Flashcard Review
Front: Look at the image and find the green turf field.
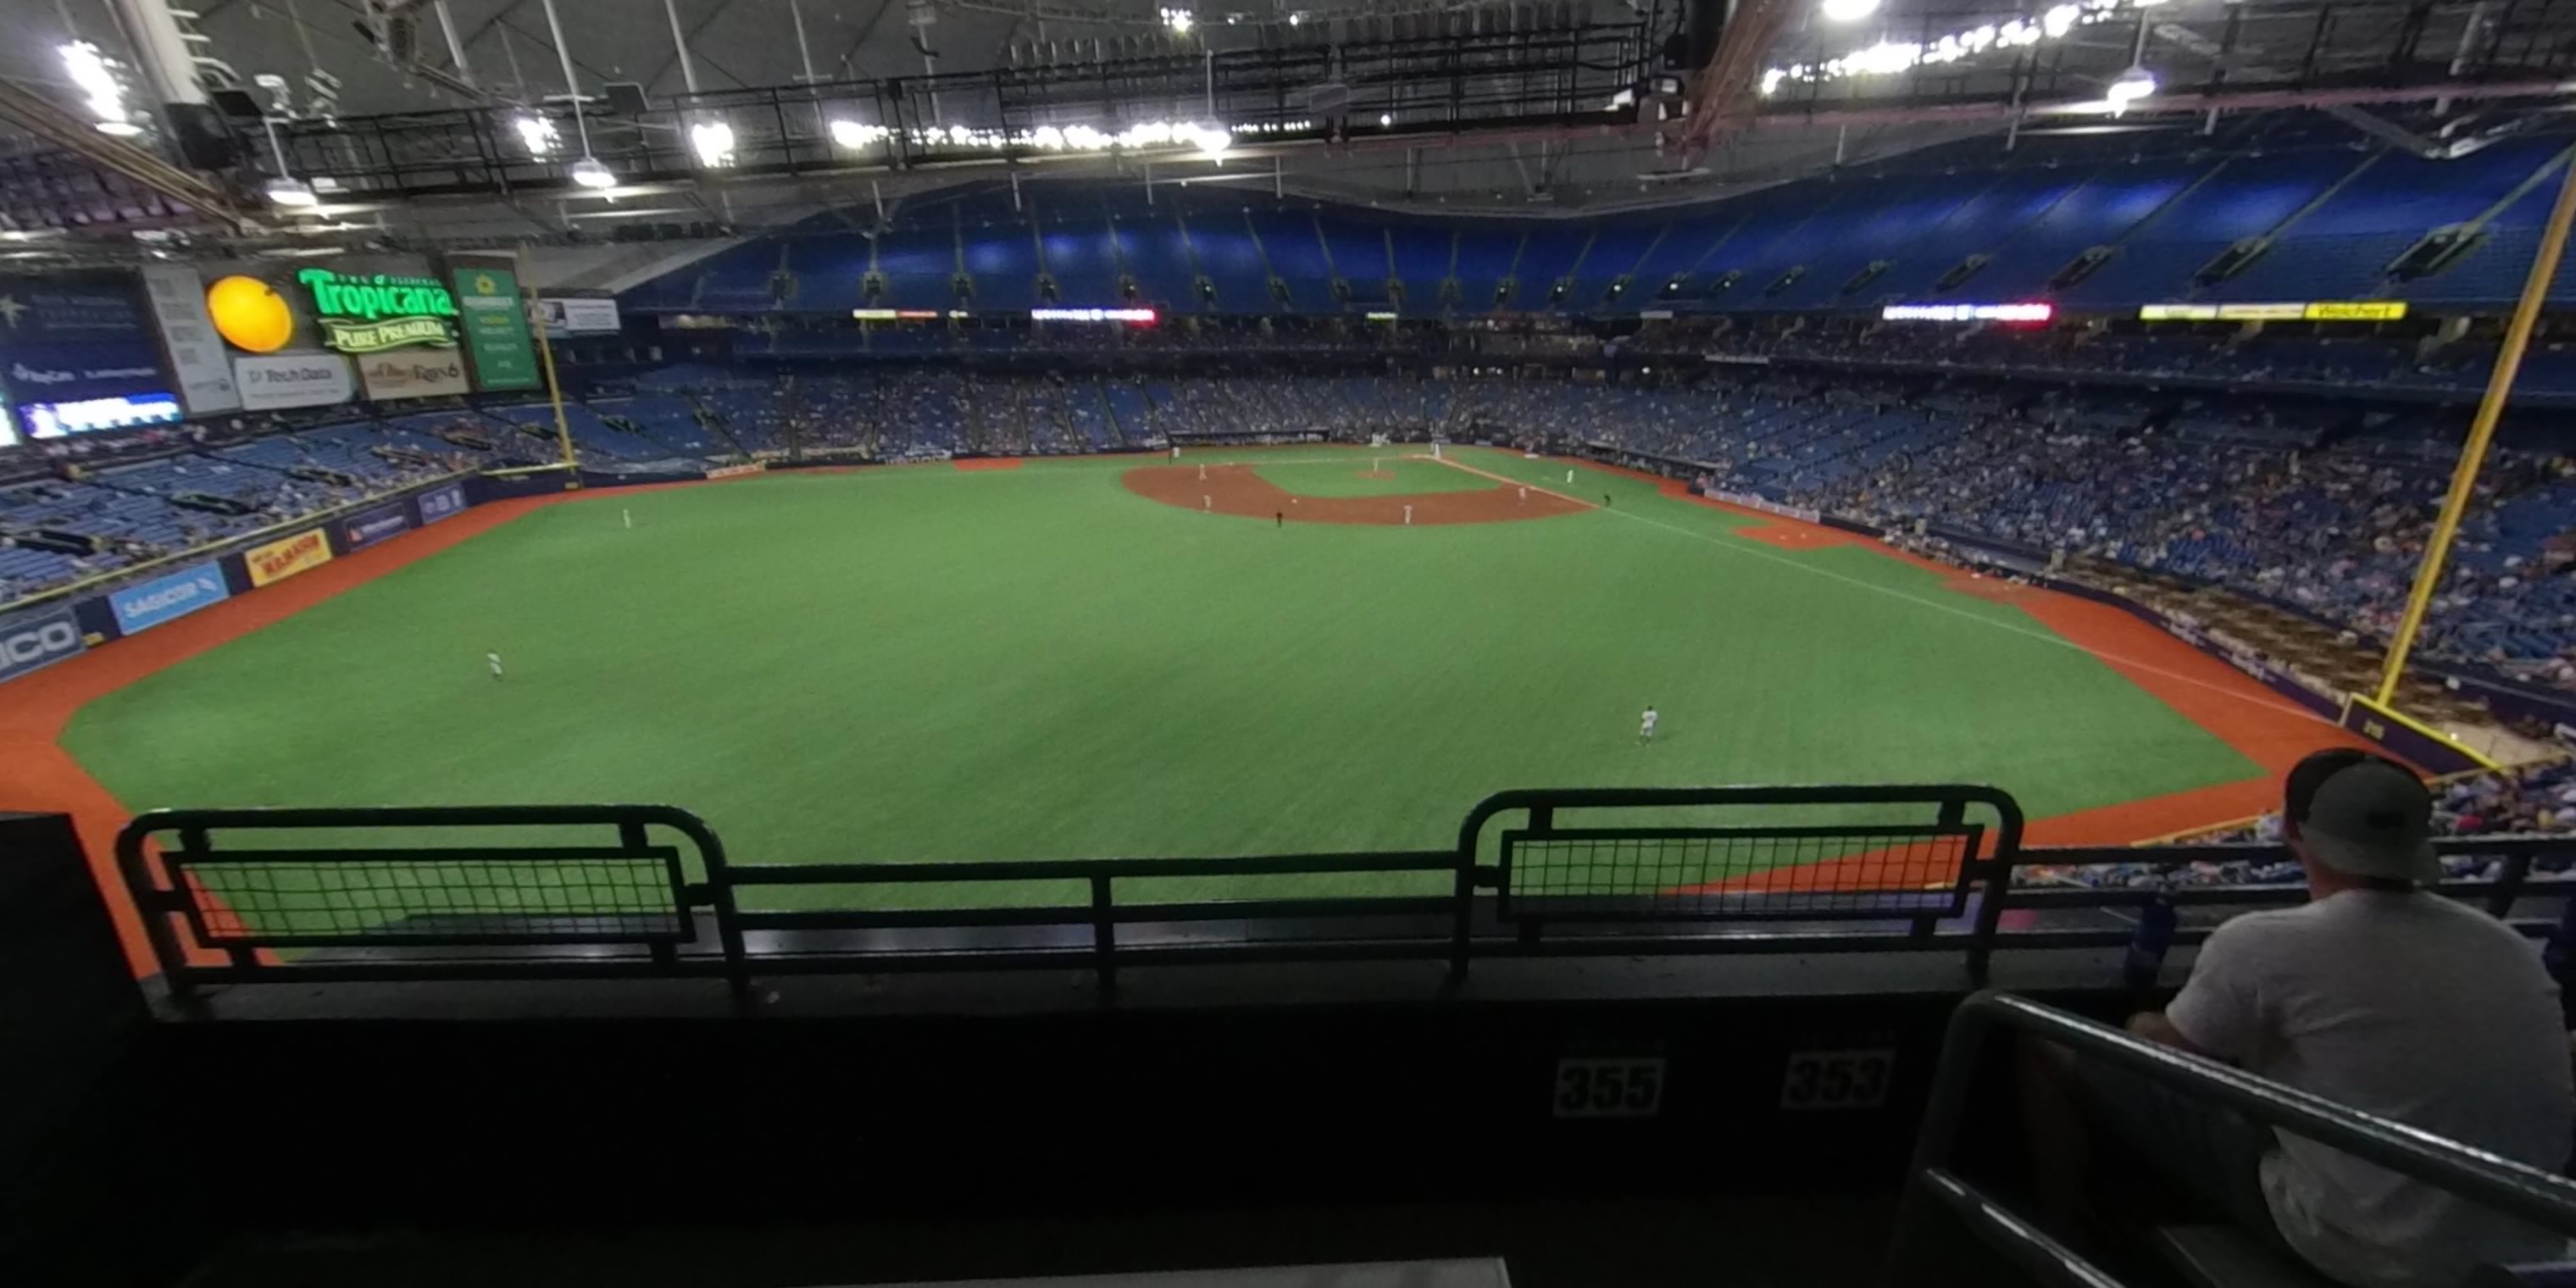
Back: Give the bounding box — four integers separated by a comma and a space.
63, 446, 2261, 911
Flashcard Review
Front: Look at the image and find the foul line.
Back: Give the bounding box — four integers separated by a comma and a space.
1421, 454, 2337, 726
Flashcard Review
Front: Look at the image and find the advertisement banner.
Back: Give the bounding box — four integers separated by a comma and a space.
296, 268, 458, 354
453, 265, 541, 390
416, 481, 468, 525
139, 264, 242, 415
0, 608, 85, 684
342, 501, 413, 550
108, 561, 230, 634
5, 341, 173, 404
536, 297, 621, 336
0, 271, 171, 412
356, 350, 469, 402
235, 353, 355, 410
245, 528, 334, 587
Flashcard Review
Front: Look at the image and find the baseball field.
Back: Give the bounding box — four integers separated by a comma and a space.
12, 445, 2367, 922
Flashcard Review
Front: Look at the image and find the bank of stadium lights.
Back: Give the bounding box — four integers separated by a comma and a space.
1162, 6, 1194, 33
1819, 0, 1879, 22
514, 114, 559, 159
60, 41, 142, 137
689, 119, 736, 168
830, 119, 890, 149
1766, 0, 2162, 94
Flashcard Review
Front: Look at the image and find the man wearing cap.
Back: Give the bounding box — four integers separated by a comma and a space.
2079, 748, 2572, 1286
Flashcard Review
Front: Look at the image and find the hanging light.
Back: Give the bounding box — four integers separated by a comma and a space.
1820, 0, 1881, 22
569, 156, 617, 189
1161, 6, 1194, 34
264, 177, 319, 208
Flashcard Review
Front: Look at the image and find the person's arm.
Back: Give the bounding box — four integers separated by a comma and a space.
2143, 920, 2264, 1063
2125, 1009, 2216, 1059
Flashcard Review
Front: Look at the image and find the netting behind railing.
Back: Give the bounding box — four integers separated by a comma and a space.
180, 849, 690, 947
1468, 786, 2024, 925
1502, 825, 1981, 919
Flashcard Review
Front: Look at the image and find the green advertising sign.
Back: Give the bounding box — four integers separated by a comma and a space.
449, 264, 541, 391
296, 268, 459, 353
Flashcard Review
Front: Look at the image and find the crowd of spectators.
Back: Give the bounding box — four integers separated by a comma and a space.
2023, 757, 2576, 889
11, 357, 2576, 691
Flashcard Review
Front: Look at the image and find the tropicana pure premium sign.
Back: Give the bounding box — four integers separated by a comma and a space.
296, 268, 460, 353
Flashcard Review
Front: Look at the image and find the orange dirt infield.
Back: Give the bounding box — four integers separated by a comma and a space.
1123, 462, 1585, 525
1733, 523, 1857, 551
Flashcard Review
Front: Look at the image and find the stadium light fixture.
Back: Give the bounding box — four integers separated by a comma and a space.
514, 114, 558, 158
2105, 65, 2157, 113
264, 177, 319, 208
1162, 6, 1193, 34
1820, 0, 1881, 22
830, 119, 887, 148
569, 156, 617, 189
1772, 0, 2159, 94
690, 119, 736, 167
62, 41, 144, 137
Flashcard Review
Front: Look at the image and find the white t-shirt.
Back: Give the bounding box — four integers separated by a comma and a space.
2168, 890, 2574, 1287
1641, 710, 1657, 732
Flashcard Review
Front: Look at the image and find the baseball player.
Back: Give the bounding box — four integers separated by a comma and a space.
487, 650, 505, 681
1639, 704, 1657, 743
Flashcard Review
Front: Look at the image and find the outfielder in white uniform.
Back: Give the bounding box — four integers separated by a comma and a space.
488, 650, 505, 681
1639, 705, 1657, 743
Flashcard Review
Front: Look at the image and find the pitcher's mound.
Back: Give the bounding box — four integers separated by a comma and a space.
1123, 464, 1584, 526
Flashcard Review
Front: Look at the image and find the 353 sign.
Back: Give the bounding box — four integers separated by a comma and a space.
1552, 1057, 1665, 1119
1779, 1048, 1895, 1111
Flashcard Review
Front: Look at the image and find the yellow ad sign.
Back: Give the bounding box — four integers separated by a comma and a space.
2214, 303, 2309, 321
2304, 301, 2407, 321
2138, 303, 2218, 321
245, 528, 335, 586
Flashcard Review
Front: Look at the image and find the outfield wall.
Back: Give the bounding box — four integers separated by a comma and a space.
0, 475, 491, 689
0, 457, 784, 691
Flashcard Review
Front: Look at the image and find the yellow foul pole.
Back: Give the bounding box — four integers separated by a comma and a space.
517, 246, 582, 489
2373, 152, 2576, 705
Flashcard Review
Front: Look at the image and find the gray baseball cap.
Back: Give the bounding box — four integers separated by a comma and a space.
2286, 751, 2440, 883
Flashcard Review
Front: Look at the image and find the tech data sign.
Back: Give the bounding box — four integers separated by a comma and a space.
297, 269, 460, 353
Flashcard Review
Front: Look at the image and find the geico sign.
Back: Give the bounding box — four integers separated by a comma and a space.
0, 617, 80, 678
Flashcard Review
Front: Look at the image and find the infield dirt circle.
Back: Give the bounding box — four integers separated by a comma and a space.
1123, 461, 1588, 525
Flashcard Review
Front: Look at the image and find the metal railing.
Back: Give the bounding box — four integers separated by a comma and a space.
108, 789, 2576, 1001
1884, 991, 2576, 1288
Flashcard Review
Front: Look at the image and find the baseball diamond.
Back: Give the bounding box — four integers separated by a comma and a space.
14, 445, 2369, 927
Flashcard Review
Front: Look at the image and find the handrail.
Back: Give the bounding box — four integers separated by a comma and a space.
1883, 991, 2576, 1287
97, 797, 2576, 1000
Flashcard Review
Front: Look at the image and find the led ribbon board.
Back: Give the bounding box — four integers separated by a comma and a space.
297, 269, 460, 353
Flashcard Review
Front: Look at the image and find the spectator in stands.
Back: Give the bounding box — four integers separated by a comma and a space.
2027, 749, 2573, 1287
